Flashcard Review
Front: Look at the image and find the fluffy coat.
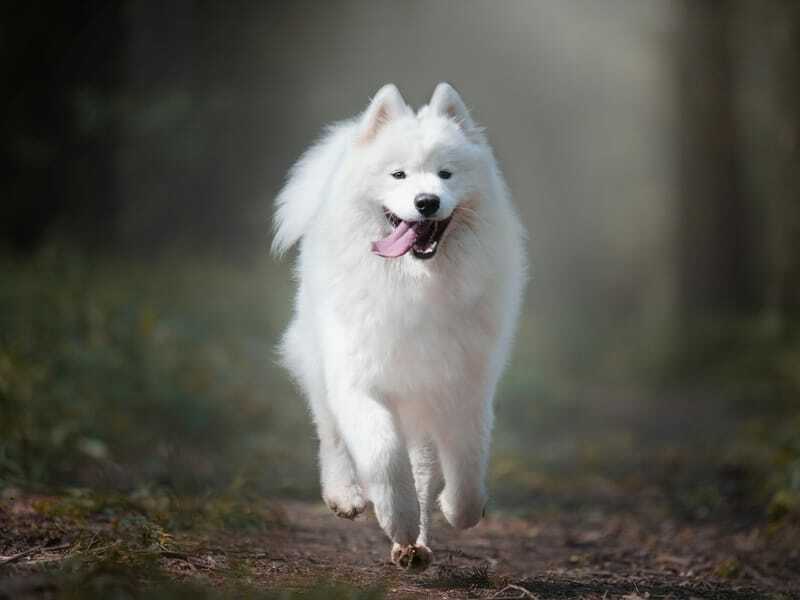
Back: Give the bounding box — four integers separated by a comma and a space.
273, 83, 525, 569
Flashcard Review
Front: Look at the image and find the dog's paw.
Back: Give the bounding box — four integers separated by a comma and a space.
323, 484, 367, 520
391, 543, 433, 571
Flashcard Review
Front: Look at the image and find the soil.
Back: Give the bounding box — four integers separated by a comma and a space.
2, 495, 799, 599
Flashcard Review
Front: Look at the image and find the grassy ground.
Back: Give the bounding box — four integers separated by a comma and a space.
0, 247, 314, 497
1, 248, 799, 598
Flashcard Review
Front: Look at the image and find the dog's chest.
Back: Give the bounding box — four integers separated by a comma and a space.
333, 272, 494, 396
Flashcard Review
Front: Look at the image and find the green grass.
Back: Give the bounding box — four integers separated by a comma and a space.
0, 245, 314, 496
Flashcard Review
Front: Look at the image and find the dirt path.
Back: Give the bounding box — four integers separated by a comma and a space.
213, 501, 798, 599
3, 496, 798, 599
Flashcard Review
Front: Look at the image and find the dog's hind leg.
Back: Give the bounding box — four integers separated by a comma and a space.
434, 407, 489, 531
404, 437, 442, 570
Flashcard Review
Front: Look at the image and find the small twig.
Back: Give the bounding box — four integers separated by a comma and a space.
82, 541, 120, 556
0, 546, 43, 567
85, 531, 101, 551
492, 583, 538, 599
0, 543, 70, 567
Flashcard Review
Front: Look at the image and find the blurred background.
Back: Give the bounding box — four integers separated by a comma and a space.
1, 0, 799, 526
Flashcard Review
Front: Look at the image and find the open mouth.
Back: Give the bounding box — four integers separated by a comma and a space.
372, 209, 452, 260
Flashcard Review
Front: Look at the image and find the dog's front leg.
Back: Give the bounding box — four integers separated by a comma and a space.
407, 438, 441, 569
332, 391, 422, 565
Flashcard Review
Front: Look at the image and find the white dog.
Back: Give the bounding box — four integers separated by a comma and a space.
273, 83, 525, 570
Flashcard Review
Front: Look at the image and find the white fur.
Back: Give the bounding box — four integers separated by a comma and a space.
273, 83, 526, 563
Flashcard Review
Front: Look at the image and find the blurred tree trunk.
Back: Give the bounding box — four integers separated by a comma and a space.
732, 1, 800, 329
675, 1, 758, 316
0, 2, 124, 250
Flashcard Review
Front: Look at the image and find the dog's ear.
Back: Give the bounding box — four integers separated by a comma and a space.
359, 84, 411, 144
429, 82, 477, 132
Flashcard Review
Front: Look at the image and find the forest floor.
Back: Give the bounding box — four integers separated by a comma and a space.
2, 492, 798, 600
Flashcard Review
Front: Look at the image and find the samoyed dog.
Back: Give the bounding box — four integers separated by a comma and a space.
273, 83, 525, 570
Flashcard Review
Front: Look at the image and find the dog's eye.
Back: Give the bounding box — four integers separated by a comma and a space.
438, 170, 452, 180
391, 170, 406, 180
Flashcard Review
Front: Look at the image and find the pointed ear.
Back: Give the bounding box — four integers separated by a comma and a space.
358, 84, 411, 144
429, 82, 476, 131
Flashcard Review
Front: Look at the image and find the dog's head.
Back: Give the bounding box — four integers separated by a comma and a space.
354, 83, 488, 261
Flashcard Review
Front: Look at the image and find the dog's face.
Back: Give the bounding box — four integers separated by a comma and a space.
354, 84, 486, 260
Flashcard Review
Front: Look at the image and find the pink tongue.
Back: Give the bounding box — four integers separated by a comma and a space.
371, 221, 418, 258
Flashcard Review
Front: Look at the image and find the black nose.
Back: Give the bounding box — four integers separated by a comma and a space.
414, 194, 440, 218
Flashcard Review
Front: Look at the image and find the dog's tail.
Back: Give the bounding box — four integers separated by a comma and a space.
271, 123, 352, 256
